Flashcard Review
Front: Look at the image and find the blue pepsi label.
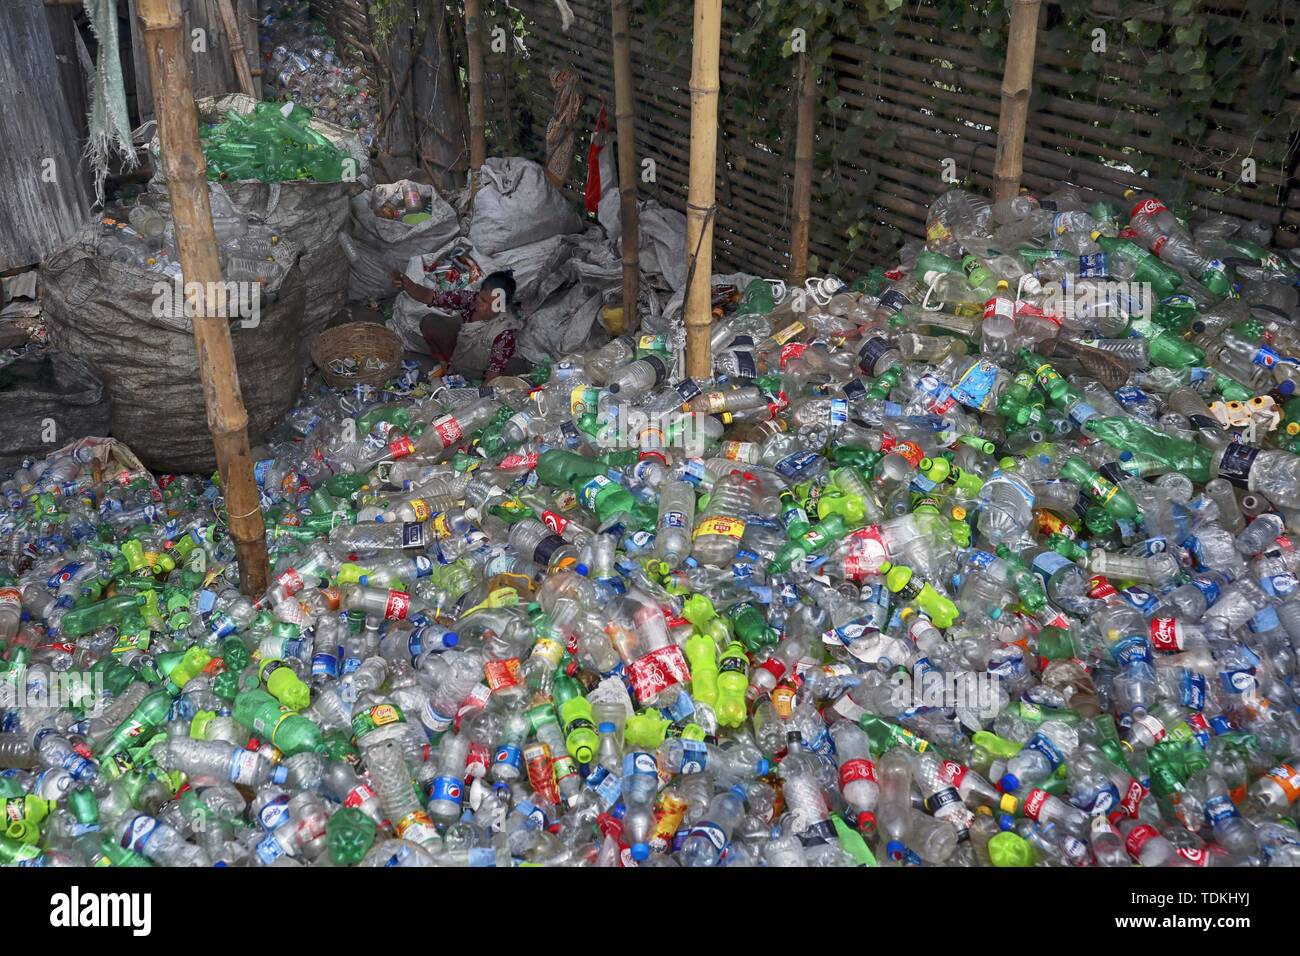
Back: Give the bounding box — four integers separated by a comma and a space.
429, 775, 463, 808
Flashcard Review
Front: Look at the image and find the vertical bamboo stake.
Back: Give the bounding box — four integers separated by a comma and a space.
464, 0, 488, 192
684, 0, 722, 381
993, 0, 1042, 202
611, 0, 640, 326
789, 51, 815, 286
137, 0, 269, 597
215, 0, 257, 98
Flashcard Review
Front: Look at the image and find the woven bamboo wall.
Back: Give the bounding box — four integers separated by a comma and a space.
488, 0, 1300, 277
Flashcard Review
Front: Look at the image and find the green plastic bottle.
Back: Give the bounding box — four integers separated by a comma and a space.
97, 690, 172, 761
1059, 456, 1139, 521
232, 688, 324, 755
1084, 416, 1212, 482
684, 633, 720, 708
715, 642, 749, 728
1090, 232, 1182, 296
553, 675, 598, 764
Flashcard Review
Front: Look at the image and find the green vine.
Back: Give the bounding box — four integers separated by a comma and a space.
364, 1, 1300, 273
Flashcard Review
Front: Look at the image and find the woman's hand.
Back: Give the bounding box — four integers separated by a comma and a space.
389, 269, 409, 292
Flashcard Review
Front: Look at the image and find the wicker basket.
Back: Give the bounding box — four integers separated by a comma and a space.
310, 321, 404, 388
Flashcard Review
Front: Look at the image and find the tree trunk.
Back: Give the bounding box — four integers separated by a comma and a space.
464, 0, 488, 191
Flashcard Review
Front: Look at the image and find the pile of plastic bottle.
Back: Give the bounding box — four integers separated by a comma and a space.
201, 100, 351, 184
96, 185, 280, 281
258, 0, 378, 151
6, 183, 1300, 867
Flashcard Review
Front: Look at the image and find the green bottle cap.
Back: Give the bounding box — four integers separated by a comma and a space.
988, 831, 1035, 867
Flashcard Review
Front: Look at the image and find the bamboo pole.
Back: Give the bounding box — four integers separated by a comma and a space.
464, 0, 487, 191
789, 51, 815, 286
136, 0, 269, 597
215, 0, 257, 98
684, 0, 721, 381
610, 0, 640, 327
992, 0, 1042, 202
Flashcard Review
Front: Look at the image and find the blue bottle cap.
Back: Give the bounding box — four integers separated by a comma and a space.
631, 842, 650, 861
885, 840, 906, 861
442, 632, 459, 648
999, 773, 1020, 793
598, 722, 616, 733
575, 563, 590, 576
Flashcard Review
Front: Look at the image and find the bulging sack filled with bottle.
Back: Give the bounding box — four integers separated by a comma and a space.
150, 93, 371, 344
40, 219, 309, 473
10, 181, 1300, 868
344, 181, 461, 302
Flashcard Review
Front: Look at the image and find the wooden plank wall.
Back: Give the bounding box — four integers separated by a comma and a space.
130, 0, 262, 125
0, 0, 94, 271
490, 0, 1300, 277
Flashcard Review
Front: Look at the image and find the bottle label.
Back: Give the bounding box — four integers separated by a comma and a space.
774, 450, 822, 478
1216, 443, 1260, 487
577, 475, 613, 511
483, 658, 522, 692
839, 758, 877, 787
1078, 252, 1107, 277
1148, 618, 1184, 651
493, 743, 523, 773
1124, 822, 1160, 859
857, 336, 896, 372
384, 590, 411, 620
661, 510, 687, 529
951, 358, 998, 411
678, 738, 709, 774
1024, 732, 1064, 770
627, 644, 691, 703
878, 289, 911, 314
1131, 197, 1168, 220
693, 516, 745, 539
432, 415, 463, 446
401, 522, 426, 550
429, 775, 463, 808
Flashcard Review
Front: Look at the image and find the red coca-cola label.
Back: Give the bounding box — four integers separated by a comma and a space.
1131, 198, 1167, 221
384, 590, 411, 620
1149, 617, 1183, 651
466, 740, 492, 778
1124, 823, 1160, 859
839, 758, 877, 787
780, 342, 808, 369
433, 415, 463, 446
1177, 846, 1210, 866
1022, 788, 1050, 820
1150, 234, 1169, 256
388, 436, 415, 458
1117, 778, 1147, 818
499, 452, 539, 471
540, 510, 569, 534
937, 760, 967, 789
758, 657, 787, 682
276, 568, 304, 595
626, 644, 691, 703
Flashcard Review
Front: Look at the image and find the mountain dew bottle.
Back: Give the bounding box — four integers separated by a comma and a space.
770, 513, 852, 573
879, 562, 959, 628
715, 642, 749, 728
232, 688, 324, 755
685, 633, 720, 707
553, 674, 599, 764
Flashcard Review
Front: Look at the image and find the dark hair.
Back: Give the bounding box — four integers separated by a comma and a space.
480, 270, 517, 303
